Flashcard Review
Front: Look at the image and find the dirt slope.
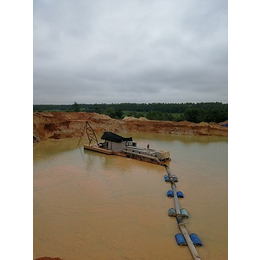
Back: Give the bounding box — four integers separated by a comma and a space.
33, 112, 228, 142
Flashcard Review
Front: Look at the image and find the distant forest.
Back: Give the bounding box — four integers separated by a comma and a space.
33, 102, 228, 123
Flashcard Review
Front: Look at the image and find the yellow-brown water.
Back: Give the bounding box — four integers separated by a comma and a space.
33, 133, 228, 260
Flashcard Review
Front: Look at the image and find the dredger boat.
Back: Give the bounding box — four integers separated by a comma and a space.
81, 122, 170, 164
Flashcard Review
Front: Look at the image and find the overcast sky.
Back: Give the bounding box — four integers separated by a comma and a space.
33, 0, 228, 104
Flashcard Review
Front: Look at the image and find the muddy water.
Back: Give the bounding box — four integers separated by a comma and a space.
33, 133, 228, 260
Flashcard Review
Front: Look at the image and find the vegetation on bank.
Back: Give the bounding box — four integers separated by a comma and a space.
33, 102, 228, 123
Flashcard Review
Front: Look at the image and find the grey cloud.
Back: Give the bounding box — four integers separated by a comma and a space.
33, 0, 228, 104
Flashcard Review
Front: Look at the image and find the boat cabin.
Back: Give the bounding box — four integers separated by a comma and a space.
99, 131, 136, 152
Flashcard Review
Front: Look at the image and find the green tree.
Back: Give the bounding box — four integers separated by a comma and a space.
184, 108, 200, 123
106, 107, 116, 118
95, 105, 101, 114
72, 102, 80, 112
115, 109, 123, 119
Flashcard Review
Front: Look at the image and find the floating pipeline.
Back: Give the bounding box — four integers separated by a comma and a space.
162, 164, 202, 260
164, 174, 178, 183
166, 190, 184, 198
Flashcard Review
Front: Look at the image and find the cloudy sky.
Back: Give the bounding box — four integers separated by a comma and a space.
33, 0, 228, 104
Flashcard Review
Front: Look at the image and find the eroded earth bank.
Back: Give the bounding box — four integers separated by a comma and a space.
33, 112, 227, 142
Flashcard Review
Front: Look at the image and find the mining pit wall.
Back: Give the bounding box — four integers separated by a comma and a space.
33, 112, 228, 142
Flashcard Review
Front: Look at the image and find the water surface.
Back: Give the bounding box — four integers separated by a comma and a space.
34, 133, 228, 260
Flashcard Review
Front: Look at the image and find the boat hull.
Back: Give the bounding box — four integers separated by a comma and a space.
83, 145, 170, 165
83, 145, 113, 155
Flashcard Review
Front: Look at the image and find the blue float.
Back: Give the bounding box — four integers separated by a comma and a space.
177, 191, 184, 198
164, 175, 170, 182
167, 190, 174, 197
189, 233, 203, 246
175, 233, 187, 246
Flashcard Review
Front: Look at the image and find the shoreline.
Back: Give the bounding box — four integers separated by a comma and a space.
33, 112, 228, 142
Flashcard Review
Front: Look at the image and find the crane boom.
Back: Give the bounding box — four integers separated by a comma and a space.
78, 121, 99, 146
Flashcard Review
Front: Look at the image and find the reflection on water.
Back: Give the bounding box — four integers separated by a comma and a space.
34, 134, 228, 260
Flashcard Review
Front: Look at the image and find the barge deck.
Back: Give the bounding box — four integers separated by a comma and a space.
83, 131, 170, 164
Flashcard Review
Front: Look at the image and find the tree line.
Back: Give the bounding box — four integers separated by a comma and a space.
33, 102, 228, 123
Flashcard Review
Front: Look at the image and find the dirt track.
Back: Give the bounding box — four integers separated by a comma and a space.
33, 112, 227, 142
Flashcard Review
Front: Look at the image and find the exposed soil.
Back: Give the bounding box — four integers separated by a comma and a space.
33, 112, 228, 142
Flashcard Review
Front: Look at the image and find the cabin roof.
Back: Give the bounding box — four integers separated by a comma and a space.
101, 131, 132, 143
